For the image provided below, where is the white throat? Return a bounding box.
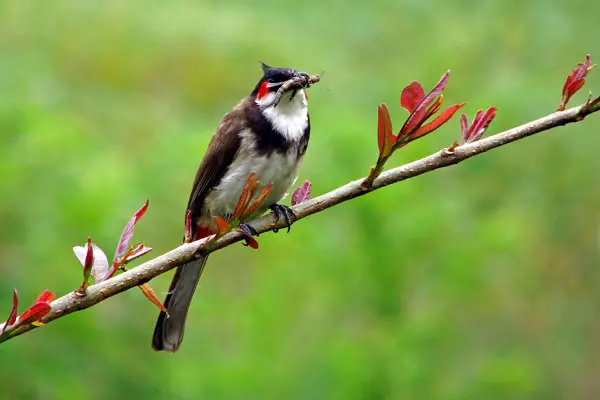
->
[255,89,309,141]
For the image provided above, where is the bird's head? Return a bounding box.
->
[253,63,311,106]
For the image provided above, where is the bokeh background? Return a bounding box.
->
[1,1,600,399]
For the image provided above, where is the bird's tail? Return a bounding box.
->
[152,256,208,352]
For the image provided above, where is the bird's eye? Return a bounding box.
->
[267,78,275,83]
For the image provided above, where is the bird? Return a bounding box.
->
[152,63,315,352]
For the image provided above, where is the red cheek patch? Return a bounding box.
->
[257,81,269,100]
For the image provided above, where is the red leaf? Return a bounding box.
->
[423,95,444,121]
[470,107,497,141]
[400,71,451,135]
[243,183,273,219]
[184,209,193,243]
[84,238,94,272]
[565,54,592,94]
[114,200,149,263]
[123,243,153,263]
[558,54,595,111]
[377,104,394,157]
[400,81,425,113]
[17,303,52,326]
[212,216,231,234]
[232,174,256,220]
[409,103,465,140]
[33,290,56,304]
[139,283,168,313]
[2,289,18,334]
[104,200,150,280]
[291,180,312,206]
[16,290,55,326]
[462,107,497,143]
[78,237,94,292]
[567,76,586,95]
[460,113,468,139]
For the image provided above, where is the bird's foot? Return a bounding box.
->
[238,222,259,237]
[236,222,259,248]
[270,204,296,233]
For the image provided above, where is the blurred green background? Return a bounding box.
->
[1,1,600,399]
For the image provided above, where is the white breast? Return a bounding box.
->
[204,90,309,219]
[256,89,308,141]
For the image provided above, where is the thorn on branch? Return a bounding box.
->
[441,141,460,156]
[580,96,600,116]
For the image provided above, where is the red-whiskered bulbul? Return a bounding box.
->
[152,63,315,352]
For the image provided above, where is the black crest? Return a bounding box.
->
[259,62,297,84]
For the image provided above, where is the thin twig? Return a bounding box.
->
[1,99,599,343]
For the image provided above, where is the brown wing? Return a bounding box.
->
[186,100,247,220]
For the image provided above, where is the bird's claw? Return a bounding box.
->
[270,204,296,233]
[238,222,259,237]
[237,223,259,247]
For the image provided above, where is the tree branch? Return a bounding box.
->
[2,99,599,343]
